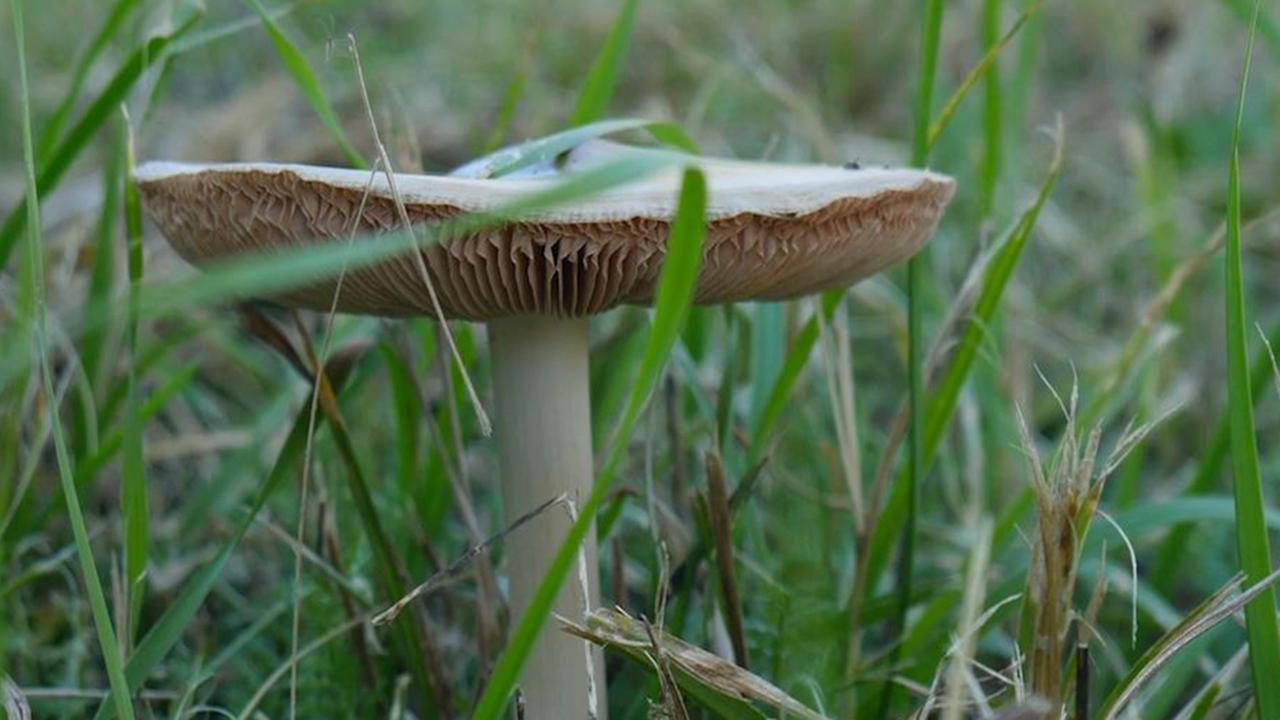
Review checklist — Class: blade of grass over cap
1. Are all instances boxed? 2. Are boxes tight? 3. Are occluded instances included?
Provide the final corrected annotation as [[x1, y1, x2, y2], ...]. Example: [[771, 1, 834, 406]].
[[0, 1, 203, 273], [569, 0, 638, 126], [240, 0, 364, 168], [10, 1, 135, 717], [471, 168, 707, 720], [453, 118, 697, 179], [1220, 4, 1280, 712]]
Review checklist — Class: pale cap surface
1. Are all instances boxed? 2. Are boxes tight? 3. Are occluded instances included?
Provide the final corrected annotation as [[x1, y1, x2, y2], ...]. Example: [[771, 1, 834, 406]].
[[135, 143, 955, 320]]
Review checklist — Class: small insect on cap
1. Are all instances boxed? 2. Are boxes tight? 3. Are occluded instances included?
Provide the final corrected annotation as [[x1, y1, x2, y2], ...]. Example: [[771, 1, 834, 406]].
[[134, 141, 955, 321]]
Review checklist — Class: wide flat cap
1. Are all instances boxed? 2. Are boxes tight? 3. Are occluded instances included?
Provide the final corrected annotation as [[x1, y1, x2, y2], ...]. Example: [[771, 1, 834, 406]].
[[135, 142, 954, 321]]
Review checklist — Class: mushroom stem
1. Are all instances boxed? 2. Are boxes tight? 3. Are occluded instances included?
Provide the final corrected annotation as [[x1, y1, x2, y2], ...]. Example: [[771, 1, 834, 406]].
[[488, 314, 605, 719]]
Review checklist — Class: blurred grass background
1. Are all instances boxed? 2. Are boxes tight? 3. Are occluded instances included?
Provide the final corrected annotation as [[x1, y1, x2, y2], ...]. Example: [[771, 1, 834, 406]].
[[3, 0, 1280, 717]]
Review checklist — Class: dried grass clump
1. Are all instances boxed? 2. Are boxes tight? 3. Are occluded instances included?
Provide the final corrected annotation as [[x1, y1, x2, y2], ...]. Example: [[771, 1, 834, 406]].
[[1016, 377, 1159, 714]]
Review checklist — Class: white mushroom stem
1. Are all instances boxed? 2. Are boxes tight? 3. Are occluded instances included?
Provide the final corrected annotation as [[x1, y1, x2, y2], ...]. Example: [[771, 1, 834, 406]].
[[488, 314, 605, 720]]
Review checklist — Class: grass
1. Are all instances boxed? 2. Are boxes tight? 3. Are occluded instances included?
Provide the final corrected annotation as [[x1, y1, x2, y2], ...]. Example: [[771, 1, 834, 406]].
[[241, 0, 364, 168], [882, 0, 946, 714], [1220, 2, 1280, 712], [0, 1, 202, 270], [10, 1, 134, 718], [3, 0, 1280, 718]]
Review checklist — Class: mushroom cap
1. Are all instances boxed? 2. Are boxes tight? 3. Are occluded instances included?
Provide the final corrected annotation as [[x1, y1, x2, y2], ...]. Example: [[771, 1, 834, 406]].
[[135, 142, 955, 320]]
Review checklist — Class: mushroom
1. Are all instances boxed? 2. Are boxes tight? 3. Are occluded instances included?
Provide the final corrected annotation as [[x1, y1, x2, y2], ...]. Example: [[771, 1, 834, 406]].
[[133, 140, 954, 719]]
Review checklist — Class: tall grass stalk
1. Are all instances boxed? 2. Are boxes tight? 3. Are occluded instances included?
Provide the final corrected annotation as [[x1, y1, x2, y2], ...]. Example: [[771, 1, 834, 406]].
[[882, 0, 945, 715], [1220, 3, 1280, 712], [120, 116, 149, 648], [10, 1, 135, 717]]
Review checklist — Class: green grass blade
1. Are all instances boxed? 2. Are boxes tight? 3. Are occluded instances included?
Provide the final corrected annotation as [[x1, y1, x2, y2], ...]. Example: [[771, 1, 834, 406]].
[[99, 320, 201, 423], [321, 394, 443, 712], [927, 0, 1042, 152], [1005, 0, 1041, 187], [1081, 496, 1280, 551], [121, 130, 148, 646], [79, 122, 124, 393], [882, 0, 946, 713], [11, 1, 135, 717], [457, 118, 697, 179], [1095, 570, 1280, 720], [168, 0, 304, 55], [483, 60, 532, 155], [71, 120, 124, 459], [91, 358, 364, 720], [471, 167, 707, 719], [377, 343, 426, 525], [34, 0, 141, 158], [979, 0, 1003, 217], [72, 363, 197, 489], [642, 121, 699, 154], [865, 129, 1062, 614], [910, 0, 945, 167], [1219, 0, 1280, 58], [1152, 313, 1280, 589], [0, 2, 203, 272], [1220, 4, 1280, 711], [568, 0, 638, 126], [715, 311, 745, 452], [749, 291, 841, 454], [747, 303, 785, 431], [240, 0, 364, 168], [749, 0, 1026, 460], [922, 146, 1060, 479]]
